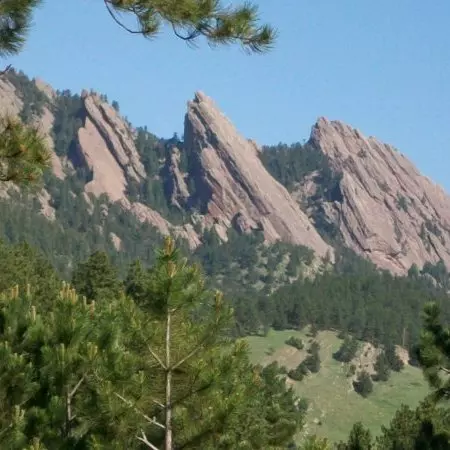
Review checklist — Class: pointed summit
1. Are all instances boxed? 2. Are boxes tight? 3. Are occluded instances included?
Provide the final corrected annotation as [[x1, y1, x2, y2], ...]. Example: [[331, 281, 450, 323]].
[[184, 92, 333, 259]]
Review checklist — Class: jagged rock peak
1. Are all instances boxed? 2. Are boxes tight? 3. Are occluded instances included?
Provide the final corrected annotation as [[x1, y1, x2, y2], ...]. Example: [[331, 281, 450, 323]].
[[74, 92, 145, 201], [309, 117, 450, 274], [184, 91, 333, 259]]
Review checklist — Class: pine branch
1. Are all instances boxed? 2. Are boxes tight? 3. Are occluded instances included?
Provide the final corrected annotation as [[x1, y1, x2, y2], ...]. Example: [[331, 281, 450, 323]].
[[146, 343, 166, 370], [66, 375, 85, 436], [114, 392, 165, 430], [137, 431, 160, 450], [172, 325, 220, 371], [103, 0, 146, 35]]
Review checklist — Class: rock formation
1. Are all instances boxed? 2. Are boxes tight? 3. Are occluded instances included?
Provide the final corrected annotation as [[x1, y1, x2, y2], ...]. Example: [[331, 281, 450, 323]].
[[184, 91, 332, 259], [72, 92, 200, 248], [309, 117, 450, 274]]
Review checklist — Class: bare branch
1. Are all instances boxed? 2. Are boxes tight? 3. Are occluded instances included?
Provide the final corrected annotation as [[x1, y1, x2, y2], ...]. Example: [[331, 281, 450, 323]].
[[439, 366, 450, 375], [147, 343, 166, 370], [114, 392, 165, 430], [69, 375, 85, 399], [137, 430, 160, 450]]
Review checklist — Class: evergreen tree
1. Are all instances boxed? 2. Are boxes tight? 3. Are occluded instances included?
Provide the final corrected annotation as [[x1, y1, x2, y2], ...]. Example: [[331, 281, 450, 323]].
[[0, 0, 40, 57], [372, 352, 390, 382], [0, 115, 50, 184], [342, 422, 373, 449], [0, 1, 50, 185], [353, 371, 373, 398], [375, 401, 450, 449], [333, 336, 359, 363], [385, 343, 404, 372], [118, 237, 303, 449], [0, 282, 149, 449], [104, 1, 276, 52], [417, 302, 450, 402], [71, 251, 122, 301]]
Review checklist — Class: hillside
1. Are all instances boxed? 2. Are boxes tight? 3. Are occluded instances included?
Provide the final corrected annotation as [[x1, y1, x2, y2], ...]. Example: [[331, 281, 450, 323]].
[[2, 69, 450, 280], [247, 329, 430, 444]]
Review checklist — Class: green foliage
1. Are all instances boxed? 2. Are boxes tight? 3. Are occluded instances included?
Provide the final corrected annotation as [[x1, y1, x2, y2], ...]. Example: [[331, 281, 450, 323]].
[[289, 341, 321, 379], [286, 336, 304, 350], [0, 116, 50, 184], [0, 283, 149, 449], [333, 336, 358, 363], [5, 70, 48, 123], [396, 195, 408, 212], [353, 371, 373, 398], [417, 302, 450, 403], [260, 142, 331, 191], [422, 260, 450, 289], [0, 0, 40, 57], [300, 435, 331, 449], [258, 250, 450, 352], [71, 251, 122, 301], [375, 401, 450, 449], [0, 239, 60, 301], [336, 422, 373, 449], [385, 344, 404, 372], [372, 352, 390, 382], [106, 0, 276, 53], [52, 90, 83, 157], [0, 239, 304, 449], [260, 142, 343, 242]]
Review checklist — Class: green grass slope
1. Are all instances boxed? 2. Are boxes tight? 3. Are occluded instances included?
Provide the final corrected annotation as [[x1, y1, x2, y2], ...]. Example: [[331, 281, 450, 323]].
[[246, 329, 429, 444]]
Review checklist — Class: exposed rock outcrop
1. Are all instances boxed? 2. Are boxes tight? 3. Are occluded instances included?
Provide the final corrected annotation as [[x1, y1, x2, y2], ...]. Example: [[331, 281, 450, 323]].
[[74, 92, 146, 200], [165, 147, 190, 209], [0, 78, 22, 117], [309, 117, 450, 274], [184, 91, 332, 259], [72, 93, 201, 248]]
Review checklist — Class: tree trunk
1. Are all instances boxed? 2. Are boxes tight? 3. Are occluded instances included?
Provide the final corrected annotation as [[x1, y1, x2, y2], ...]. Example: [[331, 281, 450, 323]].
[[165, 310, 172, 450]]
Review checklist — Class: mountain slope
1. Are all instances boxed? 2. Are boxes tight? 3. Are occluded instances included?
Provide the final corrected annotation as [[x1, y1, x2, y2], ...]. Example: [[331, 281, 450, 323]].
[[2, 69, 450, 278], [307, 118, 450, 274], [184, 92, 332, 259]]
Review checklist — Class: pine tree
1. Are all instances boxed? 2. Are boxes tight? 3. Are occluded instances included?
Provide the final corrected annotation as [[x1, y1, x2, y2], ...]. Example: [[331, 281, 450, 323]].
[[0, 115, 50, 184], [0, 1, 50, 185], [385, 343, 404, 372], [353, 371, 373, 398], [375, 401, 450, 449], [345, 422, 373, 449], [71, 251, 122, 301], [104, 0, 276, 53], [117, 237, 303, 449], [372, 352, 390, 382], [417, 302, 450, 402], [0, 282, 149, 449]]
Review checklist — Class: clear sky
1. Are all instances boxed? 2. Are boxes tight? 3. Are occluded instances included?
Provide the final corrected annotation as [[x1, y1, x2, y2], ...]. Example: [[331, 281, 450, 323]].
[[8, 0, 450, 190]]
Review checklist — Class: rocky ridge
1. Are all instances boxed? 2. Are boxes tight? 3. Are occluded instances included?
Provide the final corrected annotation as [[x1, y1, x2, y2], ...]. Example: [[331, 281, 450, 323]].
[[183, 92, 332, 259], [307, 117, 450, 274], [2, 70, 450, 275]]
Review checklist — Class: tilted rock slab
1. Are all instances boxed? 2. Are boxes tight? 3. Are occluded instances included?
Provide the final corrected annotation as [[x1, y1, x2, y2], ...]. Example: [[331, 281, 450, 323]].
[[184, 92, 332, 259], [310, 117, 450, 274]]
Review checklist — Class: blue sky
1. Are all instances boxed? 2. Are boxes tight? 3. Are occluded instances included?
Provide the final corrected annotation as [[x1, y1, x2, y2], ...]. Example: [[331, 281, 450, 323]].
[[8, 0, 450, 190]]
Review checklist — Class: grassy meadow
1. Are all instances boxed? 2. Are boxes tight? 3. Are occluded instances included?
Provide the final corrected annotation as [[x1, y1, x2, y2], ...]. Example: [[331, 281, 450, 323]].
[[246, 329, 429, 444]]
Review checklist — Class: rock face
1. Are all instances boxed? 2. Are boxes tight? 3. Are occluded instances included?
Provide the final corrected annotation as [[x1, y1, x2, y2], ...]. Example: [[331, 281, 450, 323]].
[[72, 92, 201, 248], [165, 147, 190, 209], [309, 117, 450, 274], [184, 92, 332, 259], [74, 92, 145, 201]]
